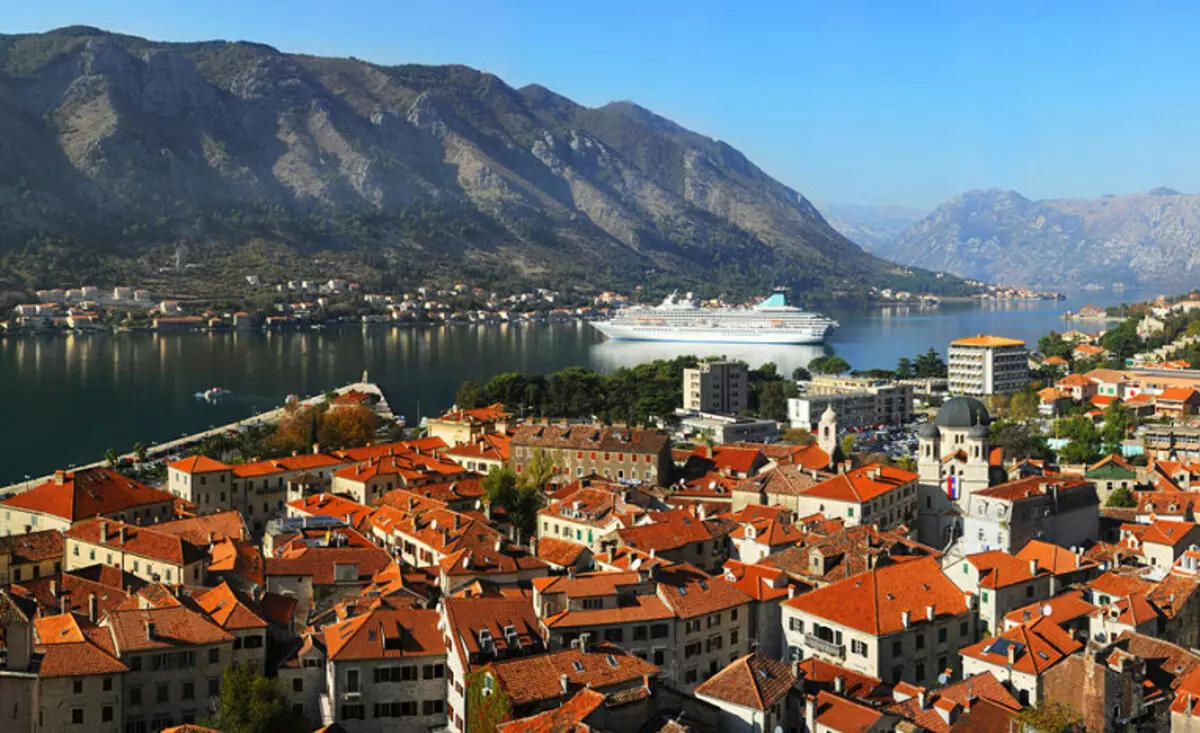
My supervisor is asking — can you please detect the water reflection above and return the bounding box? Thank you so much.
[589,338,828,373]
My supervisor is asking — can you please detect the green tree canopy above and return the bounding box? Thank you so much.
[913,347,948,378]
[1038,331,1072,359]
[455,380,483,410]
[204,662,307,733]
[810,356,851,375]
[1105,486,1137,508]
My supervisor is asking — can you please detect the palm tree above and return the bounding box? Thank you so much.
[104,448,120,467]
[132,441,147,463]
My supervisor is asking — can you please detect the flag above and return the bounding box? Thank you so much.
[946,475,960,501]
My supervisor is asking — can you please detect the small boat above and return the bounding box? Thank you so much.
[195,387,229,401]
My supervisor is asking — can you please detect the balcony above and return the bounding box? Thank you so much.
[804,633,845,659]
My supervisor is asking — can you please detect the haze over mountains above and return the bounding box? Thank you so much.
[834,188,1200,290]
[0,26,967,298]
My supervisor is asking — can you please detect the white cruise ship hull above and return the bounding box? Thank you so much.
[590,321,829,344]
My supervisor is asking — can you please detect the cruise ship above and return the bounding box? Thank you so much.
[590,291,837,344]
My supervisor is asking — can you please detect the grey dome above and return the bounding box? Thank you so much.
[967,424,990,439]
[916,423,940,439]
[934,396,991,429]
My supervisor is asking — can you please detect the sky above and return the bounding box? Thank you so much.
[8,1,1200,210]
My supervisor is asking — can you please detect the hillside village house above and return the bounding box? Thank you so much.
[510,424,672,485]
[0,530,63,584]
[694,654,795,733]
[321,608,448,732]
[960,475,1099,556]
[332,453,469,506]
[537,483,647,553]
[959,617,1082,706]
[425,403,510,446]
[33,614,126,733]
[0,468,175,536]
[787,464,919,530]
[65,517,209,586]
[781,557,975,687]
[948,551,1053,635]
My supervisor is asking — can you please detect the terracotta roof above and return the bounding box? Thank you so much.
[208,538,265,586]
[687,446,767,476]
[265,543,392,586]
[485,644,658,706]
[1158,387,1199,403]
[736,464,829,498]
[66,517,208,567]
[784,557,967,636]
[0,529,64,564]
[654,564,753,619]
[194,583,268,631]
[155,511,248,545]
[379,476,489,508]
[764,524,938,584]
[1123,520,1200,548]
[952,335,1025,348]
[1004,589,1097,628]
[721,560,796,602]
[441,596,543,670]
[695,654,795,710]
[2,468,175,521]
[1088,570,1155,600]
[432,403,509,425]
[511,424,669,454]
[1016,539,1099,575]
[795,658,885,701]
[813,691,886,732]
[964,550,1046,589]
[168,456,230,474]
[445,434,512,463]
[534,537,589,567]
[333,436,449,462]
[104,606,233,651]
[973,475,1091,502]
[886,672,1021,733]
[16,565,134,619]
[615,509,733,553]
[334,452,467,484]
[959,617,1082,676]
[497,687,606,733]
[288,493,374,529]
[438,542,548,578]
[34,613,128,677]
[538,486,646,529]
[324,607,443,661]
[800,463,918,504]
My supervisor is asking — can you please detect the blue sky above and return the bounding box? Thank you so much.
[8,1,1200,209]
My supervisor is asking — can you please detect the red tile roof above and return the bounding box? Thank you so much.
[0,529,64,564]
[959,617,1082,676]
[34,614,128,677]
[721,560,796,602]
[155,511,248,545]
[441,596,543,670]
[615,509,733,553]
[813,691,886,732]
[511,424,669,454]
[2,468,175,521]
[534,537,589,568]
[288,493,373,529]
[168,456,230,474]
[886,672,1020,733]
[965,550,1046,589]
[324,608,444,661]
[784,557,966,636]
[800,464,918,504]
[266,543,392,586]
[208,538,265,586]
[485,644,658,706]
[1004,589,1097,628]
[1016,539,1099,575]
[695,654,795,710]
[66,517,208,567]
[795,658,885,701]
[104,606,233,651]
[974,475,1090,501]
[496,687,605,733]
[194,582,268,631]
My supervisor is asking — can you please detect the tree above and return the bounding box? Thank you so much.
[1055,417,1103,464]
[914,347,947,378]
[791,366,811,382]
[132,441,147,463]
[757,380,797,422]
[104,448,120,467]
[810,356,851,375]
[482,466,520,513]
[204,662,306,733]
[840,434,855,460]
[1106,486,1137,508]
[318,405,377,450]
[1013,700,1083,732]
[895,357,914,380]
[1008,389,1038,422]
[1038,331,1072,359]
[456,380,483,410]
[780,428,815,445]
[1100,319,1140,363]
[1100,401,1129,450]
[989,420,1050,461]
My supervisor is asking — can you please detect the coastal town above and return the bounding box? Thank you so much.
[0,291,1199,733]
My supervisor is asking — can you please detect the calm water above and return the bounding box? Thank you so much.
[0,288,1151,482]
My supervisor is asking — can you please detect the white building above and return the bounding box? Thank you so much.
[948,336,1029,396]
[683,360,748,415]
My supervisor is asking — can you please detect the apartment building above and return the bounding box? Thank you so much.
[320,608,447,733]
[425,403,510,446]
[533,563,752,693]
[960,476,1099,556]
[948,551,1053,635]
[64,517,209,586]
[510,424,672,485]
[948,336,1029,396]
[166,456,236,513]
[0,529,63,584]
[333,454,469,506]
[683,360,748,415]
[101,606,236,731]
[608,508,734,574]
[537,483,647,553]
[0,468,176,536]
[959,617,1082,706]
[781,557,975,687]
[787,463,919,531]
[34,614,126,733]
[789,376,914,430]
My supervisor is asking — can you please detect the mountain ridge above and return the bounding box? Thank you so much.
[0,26,968,299]
[872,187,1200,288]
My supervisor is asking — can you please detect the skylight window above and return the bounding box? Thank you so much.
[572,660,584,672]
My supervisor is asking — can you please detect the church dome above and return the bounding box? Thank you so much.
[967,424,990,439]
[916,423,939,439]
[934,396,991,429]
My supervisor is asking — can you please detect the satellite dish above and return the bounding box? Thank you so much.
[1042,604,1053,617]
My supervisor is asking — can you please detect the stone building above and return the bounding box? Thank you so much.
[510,425,672,485]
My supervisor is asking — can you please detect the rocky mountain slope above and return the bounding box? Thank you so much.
[0,26,963,298]
[818,202,926,254]
[880,188,1200,288]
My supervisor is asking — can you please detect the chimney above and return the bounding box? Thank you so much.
[901,610,911,629]
[1029,559,1038,577]
[88,593,97,622]
[559,673,569,695]
[312,442,320,455]
[917,689,927,709]
[1007,643,1017,666]
[54,470,66,485]
[926,604,935,621]
[99,520,108,542]
[833,675,844,694]
[698,504,707,522]
[649,548,656,559]
[494,537,503,553]
[49,579,57,598]
[119,526,126,544]
[207,531,214,546]
[805,696,817,731]
[787,585,797,599]
[704,444,713,459]
[568,566,577,580]
[146,622,157,641]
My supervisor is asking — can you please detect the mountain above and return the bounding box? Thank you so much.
[883,188,1200,288]
[818,202,926,253]
[0,26,968,299]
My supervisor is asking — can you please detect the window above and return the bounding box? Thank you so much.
[424,700,445,715]
[424,663,445,679]
[72,709,84,725]
[129,687,142,706]
[634,626,648,641]
[74,679,83,694]
[209,648,220,664]
[916,633,925,650]
[915,662,925,681]
[103,677,113,691]
[342,705,365,720]
[981,591,989,602]
[851,639,868,657]
[102,707,113,723]
[650,624,669,639]
[891,666,904,684]
[685,668,698,684]
[730,630,739,645]
[182,682,195,700]
[938,627,947,644]
[730,608,738,621]
[892,640,902,656]
[789,618,804,633]
[156,683,169,703]
[347,668,361,693]
[293,678,303,692]
[604,628,623,643]
[960,621,970,637]
[208,679,220,697]
[684,642,702,658]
